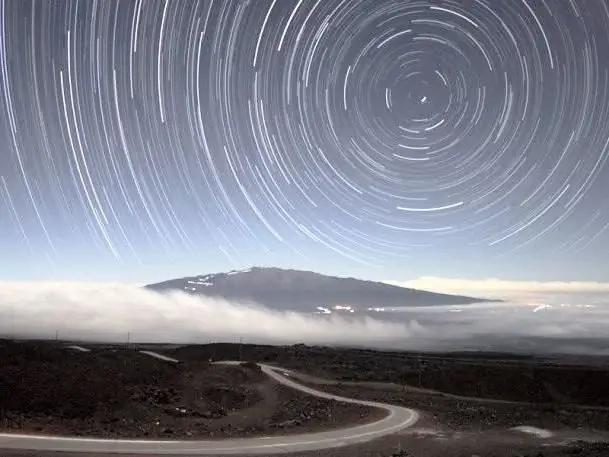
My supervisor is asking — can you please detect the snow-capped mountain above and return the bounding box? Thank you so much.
[145,267,494,313]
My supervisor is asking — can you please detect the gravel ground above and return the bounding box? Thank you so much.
[0,340,381,439]
[3,340,609,457]
[2,438,609,457]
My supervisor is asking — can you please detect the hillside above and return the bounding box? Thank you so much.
[146,267,494,312]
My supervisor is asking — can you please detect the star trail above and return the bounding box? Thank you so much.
[1,0,608,282]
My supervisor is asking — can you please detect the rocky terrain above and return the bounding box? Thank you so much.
[0,340,380,439]
[3,339,609,456]
[156,342,609,456]
[162,343,609,407]
[160,342,609,408]
[3,443,609,457]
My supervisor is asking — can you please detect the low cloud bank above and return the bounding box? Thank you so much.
[377,301,609,354]
[386,277,609,302]
[0,282,423,346]
[1,282,607,355]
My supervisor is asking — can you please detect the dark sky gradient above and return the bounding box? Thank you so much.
[1,0,608,283]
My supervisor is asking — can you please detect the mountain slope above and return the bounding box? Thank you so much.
[145,267,494,312]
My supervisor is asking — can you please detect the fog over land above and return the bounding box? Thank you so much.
[1,282,607,355]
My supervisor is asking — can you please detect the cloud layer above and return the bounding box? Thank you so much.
[1,282,608,355]
[0,282,423,346]
[386,277,609,302]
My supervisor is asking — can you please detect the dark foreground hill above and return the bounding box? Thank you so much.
[0,340,378,439]
[3,340,609,456]
[146,267,494,312]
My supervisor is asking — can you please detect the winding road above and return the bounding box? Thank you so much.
[0,362,419,455]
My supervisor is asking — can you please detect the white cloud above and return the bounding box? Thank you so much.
[384,277,609,301]
[1,281,608,355]
[0,282,424,346]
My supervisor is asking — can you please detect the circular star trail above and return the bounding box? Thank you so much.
[1,0,608,276]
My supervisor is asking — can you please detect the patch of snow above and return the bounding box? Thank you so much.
[404,428,446,439]
[532,304,552,312]
[315,306,332,314]
[512,426,554,438]
[227,268,252,276]
[66,345,90,352]
[139,350,179,363]
[187,279,214,286]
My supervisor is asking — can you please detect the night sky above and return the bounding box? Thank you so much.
[1,0,608,283]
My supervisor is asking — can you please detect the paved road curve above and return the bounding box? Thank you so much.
[0,362,419,455]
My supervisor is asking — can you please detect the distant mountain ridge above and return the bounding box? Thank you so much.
[145,267,497,313]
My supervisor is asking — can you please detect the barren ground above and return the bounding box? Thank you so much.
[0,340,381,439]
[3,340,609,456]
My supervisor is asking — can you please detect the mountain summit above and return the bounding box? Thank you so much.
[145,267,494,312]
